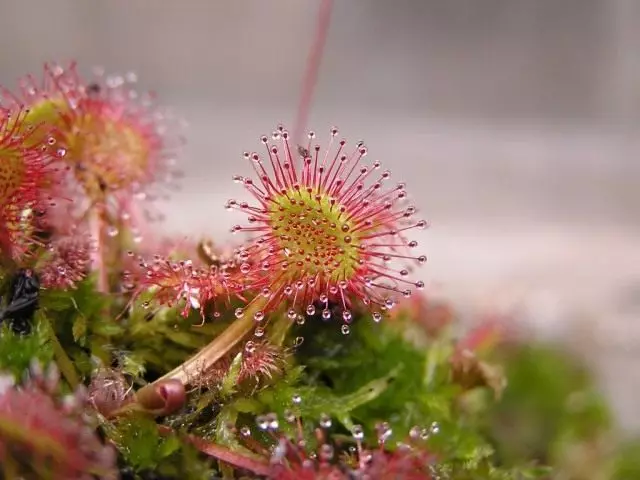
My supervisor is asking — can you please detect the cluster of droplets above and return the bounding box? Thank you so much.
[39,231,94,290]
[231,394,442,479]
[124,251,249,319]
[194,340,285,390]
[240,340,285,382]
[228,125,428,331]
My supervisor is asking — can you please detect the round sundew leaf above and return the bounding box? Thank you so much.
[64,112,152,196]
[269,187,361,284]
[230,126,428,321]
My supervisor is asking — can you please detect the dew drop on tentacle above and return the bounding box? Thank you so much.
[265,412,279,430]
[256,415,268,430]
[284,409,296,423]
[376,421,392,445]
[319,413,332,428]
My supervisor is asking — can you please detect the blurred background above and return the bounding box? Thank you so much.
[1,0,638,430]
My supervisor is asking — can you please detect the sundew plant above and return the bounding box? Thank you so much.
[0,4,634,480]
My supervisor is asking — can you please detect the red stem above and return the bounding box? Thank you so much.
[158,426,271,476]
[293,0,334,145]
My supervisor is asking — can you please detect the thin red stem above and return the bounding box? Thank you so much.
[157,426,271,477]
[293,0,334,145]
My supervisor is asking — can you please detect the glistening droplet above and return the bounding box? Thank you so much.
[319,414,332,428]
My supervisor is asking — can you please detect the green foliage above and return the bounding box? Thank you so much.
[0,321,53,379]
[104,413,216,479]
[484,345,613,465]
[613,440,640,479]
[1,260,636,479]
[40,277,229,382]
[287,315,534,477]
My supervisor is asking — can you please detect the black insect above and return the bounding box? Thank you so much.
[0,268,40,335]
[298,145,310,159]
[87,82,101,95]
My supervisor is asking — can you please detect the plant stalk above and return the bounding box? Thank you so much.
[153,297,268,386]
[292,0,334,145]
[89,204,109,294]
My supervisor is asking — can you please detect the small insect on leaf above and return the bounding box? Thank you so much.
[297,145,310,158]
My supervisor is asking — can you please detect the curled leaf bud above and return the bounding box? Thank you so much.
[135,379,186,416]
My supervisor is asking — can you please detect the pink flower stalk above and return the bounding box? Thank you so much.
[0,364,117,479]
[2,61,184,231]
[39,230,94,290]
[0,107,61,260]
[127,254,250,319]
[229,126,427,324]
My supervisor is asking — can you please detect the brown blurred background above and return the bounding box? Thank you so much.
[1,0,639,429]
